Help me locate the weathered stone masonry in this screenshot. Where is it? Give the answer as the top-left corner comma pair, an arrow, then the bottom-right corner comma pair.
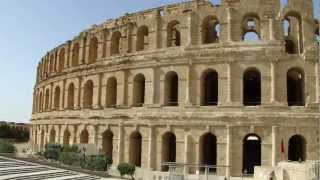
30,0 -> 320,177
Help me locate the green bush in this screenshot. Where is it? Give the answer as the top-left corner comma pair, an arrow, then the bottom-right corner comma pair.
80,155 -> 112,171
0,140 -> 15,153
44,144 -> 62,160
58,145 -> 80,165
59,151 -> 80,165
117,163 -> 136,179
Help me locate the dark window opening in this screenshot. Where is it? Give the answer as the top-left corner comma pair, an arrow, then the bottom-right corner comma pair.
243,68 -> 261,106
80,129 -> 89,144
243,134 -> 261,175
137,26 -> 149,51
133,74 -> 145,107
200,133 -> 217,173
165,72 -> 179,106
161,132 -> 176,171
202,16 -> 220,44
106,77 -> 117,107
287,68 -> 304,106
129,131 -> 142,167
102,130 -> 113,158
288,135 -> 306,162
83,80 -> 94,108
54,87 -> 61,110
111,31 -> 121,55
201,70 -> 218,106
167,21 -> 181,47
285,38 -> 298,54
67,83 -> 75,109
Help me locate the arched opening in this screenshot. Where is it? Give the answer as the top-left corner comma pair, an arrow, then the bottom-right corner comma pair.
243,134 -> 261,175
243,68 -> 261,106
202,16 -> 220,44
83,80 -> 94,108
199,133 -> 217,172
106,77 -> 117,107
136,26 -> 149,51
54,86 -> 61,110
63,130 -> 71,145
58,48 -> 65,72
284,12 -> 303,54
50,55 -> 55,73
44,89 -> 50,110
243,31 -> 260,42
161,132 -> 176,171
285,38 -> 298,54
49,129 -> 56,143
133,74 -> 145,107
287,68 -> 304,106
111,31 -> 121,55
242,14 -> 260,42
88,37 -> 98,64
129,131 -> 142,167
201,69 -> 218,106
67,83 -> 75,109
165,71 -> 179,106
102,130 -> 113,158
167,21 -> 181,47
72,43 -> 80,67
288,135 -> 306,162
39,92 -> 43,112
80,129 -> 89,144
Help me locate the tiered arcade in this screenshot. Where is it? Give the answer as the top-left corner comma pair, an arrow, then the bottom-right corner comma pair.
31,0 -> 320,176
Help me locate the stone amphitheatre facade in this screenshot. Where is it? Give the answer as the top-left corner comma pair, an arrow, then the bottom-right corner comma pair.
30,0 -> 320,177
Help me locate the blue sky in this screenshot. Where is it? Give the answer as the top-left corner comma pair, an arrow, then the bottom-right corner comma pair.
0,0 -> 319,123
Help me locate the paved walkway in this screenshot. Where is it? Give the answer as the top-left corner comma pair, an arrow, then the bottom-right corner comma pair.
0,156 -> 113,180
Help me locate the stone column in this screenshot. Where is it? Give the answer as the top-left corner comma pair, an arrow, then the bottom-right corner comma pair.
270,62 -> 276,103
315,62 -> 319,103
76,77 -> 82,109
227,8 -> 232,41
147,125 -> 154,170
269,17 -> 275,41
185,64 -> 192,106
226,125 -> 232,177
184,133 -> 189,173
117,124 -> 124,164
272,126 -> 278,166
79,37 -> 87,65
227,63 -> 232,103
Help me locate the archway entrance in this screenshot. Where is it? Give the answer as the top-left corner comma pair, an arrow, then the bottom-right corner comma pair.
165,72 -> 179,106
102,130 -> 113,158
243,134 -> 261,175
80,129 -> 89,144
199,133 -> 217,172
288,135 -> 306,161
49,129 -> 56,143
129,131 -> 142,167
161,132 -> 176,171
63,130 -> 71,145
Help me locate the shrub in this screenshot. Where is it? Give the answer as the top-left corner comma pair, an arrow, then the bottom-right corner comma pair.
58,145 -> 80,165
80,155 -> 112,171
59,151 -> 80,165
117,163 -> 136,179
0,140 -> 15,153
44,144 -> 62,160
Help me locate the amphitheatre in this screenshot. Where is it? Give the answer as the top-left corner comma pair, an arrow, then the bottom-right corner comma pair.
30,0 -> 320,178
